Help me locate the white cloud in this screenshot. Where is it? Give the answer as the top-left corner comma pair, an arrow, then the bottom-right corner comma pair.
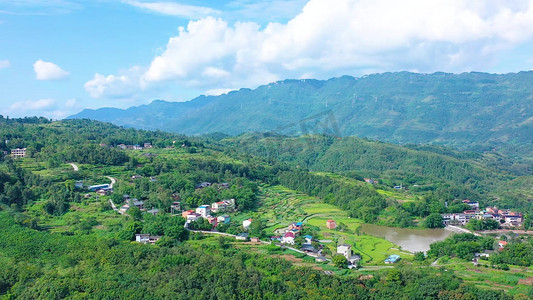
203,88 -> 234,96
8,98 -> 56,112
33,59 -> 69,80
123,0 -> 220,18
0,59 -> 9,69
65,98 -> 78,108
84,66 -> 143,98
96,0 -> 533,99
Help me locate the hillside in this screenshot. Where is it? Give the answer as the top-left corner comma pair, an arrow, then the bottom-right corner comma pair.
0,117 -> 532,298
69,71 -> 533,154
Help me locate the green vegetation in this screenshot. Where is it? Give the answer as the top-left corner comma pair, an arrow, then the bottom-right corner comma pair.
0,117 -> 531,298
70,72 -> 533,160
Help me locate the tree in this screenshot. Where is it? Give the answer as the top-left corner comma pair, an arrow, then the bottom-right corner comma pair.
321,247 -> 332,257
333,255 -> 347,268
249,219 -> 264,237
218,236 -> 229,249
164,225 -> 189,242
424,213 -> 444,228
523,214 -> 531,231
414,251 -> 426,261
127,206 -> 142,221
189,218 -> 212,231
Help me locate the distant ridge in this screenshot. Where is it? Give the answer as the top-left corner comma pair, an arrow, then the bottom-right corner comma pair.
68,71 -> 533,152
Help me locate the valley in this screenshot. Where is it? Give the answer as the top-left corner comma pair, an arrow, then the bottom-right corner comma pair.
0,117 -> 531,298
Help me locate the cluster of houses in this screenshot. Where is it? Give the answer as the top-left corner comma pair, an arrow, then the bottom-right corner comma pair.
195,182 -> 230,190
119,195 -> 146,214
441,200 -> 523,228
134,233 -> 161,244
364,178 -> 378,184
181,199 -> 235,228
271,222 -> 304,245
100,143 -> 152,150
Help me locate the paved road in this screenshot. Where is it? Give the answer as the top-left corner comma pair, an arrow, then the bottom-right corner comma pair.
69,163 -> 79,171
188,229 -> 310,255
109,199 -> 124,215
106,176 -> 116,188
105,176 -> 124,214
446,225 -> 481,236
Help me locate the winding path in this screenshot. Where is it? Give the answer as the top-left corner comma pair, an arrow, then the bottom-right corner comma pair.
69,163 -> 79,172
106,176 -> 116,189
105,176 -> 123,214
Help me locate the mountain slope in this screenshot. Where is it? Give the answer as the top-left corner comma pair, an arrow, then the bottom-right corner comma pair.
69,71 -> 533,151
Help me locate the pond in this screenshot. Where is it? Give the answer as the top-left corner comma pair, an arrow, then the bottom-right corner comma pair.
360,224 -> 454,253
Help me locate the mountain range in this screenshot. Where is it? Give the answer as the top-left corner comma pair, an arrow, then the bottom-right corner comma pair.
69,71 -> 533,153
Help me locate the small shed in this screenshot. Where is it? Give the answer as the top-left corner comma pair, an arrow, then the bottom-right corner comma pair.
326,219 -> 336,229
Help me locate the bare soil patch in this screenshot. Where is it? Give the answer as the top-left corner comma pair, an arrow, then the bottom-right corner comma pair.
518,277 -> 533,285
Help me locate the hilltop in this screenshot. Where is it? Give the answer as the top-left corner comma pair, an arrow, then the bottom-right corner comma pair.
69,71 -> 533,155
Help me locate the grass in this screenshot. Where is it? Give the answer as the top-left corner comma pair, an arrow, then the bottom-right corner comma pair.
439,261 -> 533,296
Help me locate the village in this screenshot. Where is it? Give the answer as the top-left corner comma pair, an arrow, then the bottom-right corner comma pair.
87,177 -> 402,269
74,173 -> 529,271
441,199 -> 524,228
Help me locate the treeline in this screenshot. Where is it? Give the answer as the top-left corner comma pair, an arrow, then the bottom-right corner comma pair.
224,134 -> 513,199
490,241 -> 533,267
428,233 -> 533,268
278,170 -> 387,222
0,118 -> 199,159
0,212 -> 515,299
49,144 -> 130,166
427,233 -> 495,260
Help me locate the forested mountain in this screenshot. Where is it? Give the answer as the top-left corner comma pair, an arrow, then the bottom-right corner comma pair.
69,71 -> 533,155
221,134 -> 533,213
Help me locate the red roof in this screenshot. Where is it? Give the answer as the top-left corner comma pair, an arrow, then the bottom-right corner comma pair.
284,232 -> 295,238
499,241 -> 508,245
327,219 -> 335,223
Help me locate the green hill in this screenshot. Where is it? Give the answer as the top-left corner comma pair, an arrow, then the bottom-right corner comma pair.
69,71 -> 533,155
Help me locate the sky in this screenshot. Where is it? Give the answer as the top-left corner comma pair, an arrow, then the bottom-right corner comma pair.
1,0 -> 533,119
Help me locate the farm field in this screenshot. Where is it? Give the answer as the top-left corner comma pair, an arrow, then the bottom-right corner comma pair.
433,259 -> 533,296
248,185 -> 412,265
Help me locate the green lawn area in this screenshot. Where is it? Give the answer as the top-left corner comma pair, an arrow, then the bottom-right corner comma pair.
439,261 -> 533,296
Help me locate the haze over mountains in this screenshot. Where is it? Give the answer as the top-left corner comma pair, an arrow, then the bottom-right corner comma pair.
69,71 -> 533,152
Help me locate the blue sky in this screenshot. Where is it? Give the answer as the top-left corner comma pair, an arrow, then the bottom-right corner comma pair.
1,0 -> 533,119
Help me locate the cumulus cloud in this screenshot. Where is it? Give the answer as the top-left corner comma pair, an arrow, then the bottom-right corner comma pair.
123,0 -> 220,18
93,0 -> 533,99
2,98 -> 78,119
33,59 -> 69,80
9,98 -> 56,110
84,66 -> 143,98
0,60 -> 9,69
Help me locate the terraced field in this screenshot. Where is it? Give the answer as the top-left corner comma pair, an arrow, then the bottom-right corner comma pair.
252,185 -> 412,265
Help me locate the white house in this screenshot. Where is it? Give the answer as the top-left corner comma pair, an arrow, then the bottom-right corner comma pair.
196,205 -> 210,218
337,244 -> 352,258
187,213 -> 201,223
211,201 -> 226,213
243,218 -> 253,230
337,243 -> 360,267
282,231 -> 295,245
